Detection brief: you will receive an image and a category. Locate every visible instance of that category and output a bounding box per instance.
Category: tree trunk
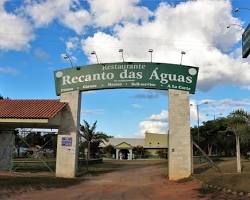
[235,134,241,173]
[17,146,20,157]
[208,144,213,156]
[87,142,90,160]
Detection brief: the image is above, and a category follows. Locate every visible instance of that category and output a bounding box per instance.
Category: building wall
[145,148,168,158]
[144,133,168,148]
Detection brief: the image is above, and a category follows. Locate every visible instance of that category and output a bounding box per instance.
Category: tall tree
[0,95,9,99]
[227,109,249,173]
[79,120,110,159]
[200,118,228,156]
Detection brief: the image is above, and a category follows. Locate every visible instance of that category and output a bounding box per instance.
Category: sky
[1,0,250,138]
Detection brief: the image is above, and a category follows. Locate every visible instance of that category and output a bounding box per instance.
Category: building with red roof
[0,99,67,129]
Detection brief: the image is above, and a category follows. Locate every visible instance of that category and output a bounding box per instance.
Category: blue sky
[1,0,250,137]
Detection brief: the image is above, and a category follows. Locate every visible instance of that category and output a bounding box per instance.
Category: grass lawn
[12,159,56,172]
[194,158,250,193]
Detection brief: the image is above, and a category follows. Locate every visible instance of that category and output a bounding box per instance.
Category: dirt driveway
[7,160,207,200]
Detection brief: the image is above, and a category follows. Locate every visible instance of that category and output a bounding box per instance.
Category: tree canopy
[191,109,250,157]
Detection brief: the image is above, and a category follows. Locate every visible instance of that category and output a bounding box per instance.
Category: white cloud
[66,37,80,53]
[23,0,151,35]
[202,99,250,107]
[81,32,121,63]
[189,100,207,123]
[0,1,34,50]
[2,0,250,92]
[81,109,104,116]
[88,0,152,27]
[131,104,142,109]
[24,0,63,27]
[34,48,50,60]
[132,89,167,99]
[149,110,168,121]
[190,98,250,124]
[61,9,91,34]
[139,110,168,135]
[198,99,250,116]
[0,67,18,75]
[82,0,250,91]
[24,0,91,34]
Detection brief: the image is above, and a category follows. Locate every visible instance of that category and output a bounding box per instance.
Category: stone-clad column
[116,149,119,160]
[56,90,81,178]
[0,130,14,170]
[129,149,132,160]
[168,89,191,180]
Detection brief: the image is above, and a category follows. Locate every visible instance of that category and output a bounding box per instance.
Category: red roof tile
[0,100,67,119]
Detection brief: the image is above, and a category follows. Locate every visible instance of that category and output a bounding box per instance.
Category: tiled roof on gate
[0,99,67,119]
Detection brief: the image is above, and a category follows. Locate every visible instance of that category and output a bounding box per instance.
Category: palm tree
[227,109,249,173]
[79,120,109,160]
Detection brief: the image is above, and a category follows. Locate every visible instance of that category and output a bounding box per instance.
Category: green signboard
[243,23,250,58]
[54,62,199,95]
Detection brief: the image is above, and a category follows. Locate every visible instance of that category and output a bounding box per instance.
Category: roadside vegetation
[194,158,250,193]
[0,175,81,199]
[192,109,250,173]
[192,109,250,194]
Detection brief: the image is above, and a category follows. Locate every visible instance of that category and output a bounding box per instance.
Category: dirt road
[7,160,207,200]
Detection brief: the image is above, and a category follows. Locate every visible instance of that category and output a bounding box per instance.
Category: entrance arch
[54,62,199,180]
[114,142,133,160]
[119,149,129,160]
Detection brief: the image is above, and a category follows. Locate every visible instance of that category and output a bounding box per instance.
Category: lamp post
[190,101,208,148]
[63,53,74,68]
[91,51,99,64]
[148,49,153,63]
[119,49,124,62]
[206,113,223,120]
[190,101,208,164]
[180,51,186,65]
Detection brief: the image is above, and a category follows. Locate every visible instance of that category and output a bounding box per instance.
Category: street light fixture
[119,49,124,62]
[63,53,74,68]
[180,51,186,65]
[234,7,250,12]
[91,51,99,64]
[148,49,153,63]
[226,23,242,29]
